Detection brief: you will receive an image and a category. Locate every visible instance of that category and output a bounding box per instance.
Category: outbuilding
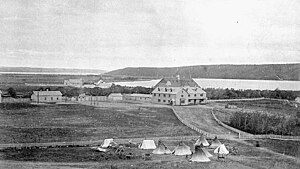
[31,90,63,103]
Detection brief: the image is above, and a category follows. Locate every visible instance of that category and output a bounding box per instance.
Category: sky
[0,0,299,71]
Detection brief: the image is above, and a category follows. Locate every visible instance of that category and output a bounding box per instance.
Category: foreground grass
[0,103,198,144]
[0,138,299,169]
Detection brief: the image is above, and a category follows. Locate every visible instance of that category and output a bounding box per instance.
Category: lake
[114,78,300,91]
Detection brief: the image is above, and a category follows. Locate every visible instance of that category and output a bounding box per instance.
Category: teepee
[139,140,156,149]
[202,148,213,157]
[101,138,117,148]
[209,136,222,148]
[190,145,211,162]
[195,135,209,147]
[152,140,172,154]
[214,144,229,155]
[172,141,192,155]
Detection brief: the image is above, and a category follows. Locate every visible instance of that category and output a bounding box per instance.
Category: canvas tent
[195,135,209,147]
[214,144,229,155]
[101,139,117,148]
[172,141,192,155]
[190,145,211,162]
[202,148,213,157]
[152,140,172,154]
[139,140,156,149]
[209,136,222,148]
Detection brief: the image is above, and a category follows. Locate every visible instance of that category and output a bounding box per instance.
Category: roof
[33,91,62,96]
[152,87,185,94]
[108,93,123,97]
[154,78,200,88]
[183,87,206,94]
[66,79,83,83]
[127,94,152,97]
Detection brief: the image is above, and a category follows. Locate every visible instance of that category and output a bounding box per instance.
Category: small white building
[108,93,123,101]
[295,97,300,103]
[31,91,63,103]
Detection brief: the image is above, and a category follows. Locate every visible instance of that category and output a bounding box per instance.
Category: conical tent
[139,140,156,149]
[195,135,209,147]
[101,139,117,148]
[172,141,192,155]
[152,140,172,154]
[202,148,213,157]
[209,136,222,148]
[214,144,229,155]
[190,145,211,162]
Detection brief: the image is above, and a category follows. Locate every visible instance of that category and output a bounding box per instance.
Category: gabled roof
[152,87,187,94]
[127,94,152,97]
[154,78,200,88]
[183,87,206,94]
[109,93,123,97]
[33,91,62,96]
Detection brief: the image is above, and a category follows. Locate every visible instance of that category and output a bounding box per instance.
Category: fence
[1,97,31,103]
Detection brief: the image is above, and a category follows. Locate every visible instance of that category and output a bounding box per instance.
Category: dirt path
[173,106,239,139]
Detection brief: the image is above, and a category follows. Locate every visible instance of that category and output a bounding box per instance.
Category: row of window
[157,88,173,92]
[154,93,204,97]
[157,99,171,103]
[39,97,59,100]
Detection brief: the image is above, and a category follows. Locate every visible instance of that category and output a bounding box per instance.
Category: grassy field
[0,138,299,169]
[0,103,198,144]
[245,139,300,158]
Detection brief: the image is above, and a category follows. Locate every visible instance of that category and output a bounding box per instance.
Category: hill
[105,64,300,81]
[0,67,106,75]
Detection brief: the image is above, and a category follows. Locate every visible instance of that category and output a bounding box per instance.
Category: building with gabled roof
[151,77,206,105]
[31,90,63,103]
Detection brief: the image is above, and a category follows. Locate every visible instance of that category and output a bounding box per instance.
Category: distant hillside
[0,67,106,74]
[105,64,300,81]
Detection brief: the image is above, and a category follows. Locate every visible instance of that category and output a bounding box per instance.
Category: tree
[7,87,16,98]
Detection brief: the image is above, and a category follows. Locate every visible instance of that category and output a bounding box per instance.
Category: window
[154,93,156,96]
[158,99,161,102]
[44,97,46,100]
[163,100,166,102]
[181,95,184,97]
[159,94,160,97]
[165,88,167,92]
[170,89,172,92]
[168,100,170,103]
[200,94,203,97]
[57,97,59,100]
[169,94,171,97]
[194,94,197,97]
[51,97,53,100]
[188,94,190,97]
[158,88,160,91]
[163,94,166,97]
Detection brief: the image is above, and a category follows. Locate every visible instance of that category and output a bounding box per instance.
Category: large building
[151,78,206,105]
[64,79,84,87]
[31,91,63,103]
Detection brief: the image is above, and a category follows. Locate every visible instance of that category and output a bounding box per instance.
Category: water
[114,78,300,91]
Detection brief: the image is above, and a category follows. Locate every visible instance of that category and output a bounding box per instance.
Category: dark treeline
[1,85,154,98]
[1,85,299,100]
[204,88,300,100]
[229,111,300,136]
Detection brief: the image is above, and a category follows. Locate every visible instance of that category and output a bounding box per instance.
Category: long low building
[31,91,63,103]
[123,94,152,102]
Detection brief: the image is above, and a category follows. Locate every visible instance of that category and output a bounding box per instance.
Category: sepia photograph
[0,0,299,168]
